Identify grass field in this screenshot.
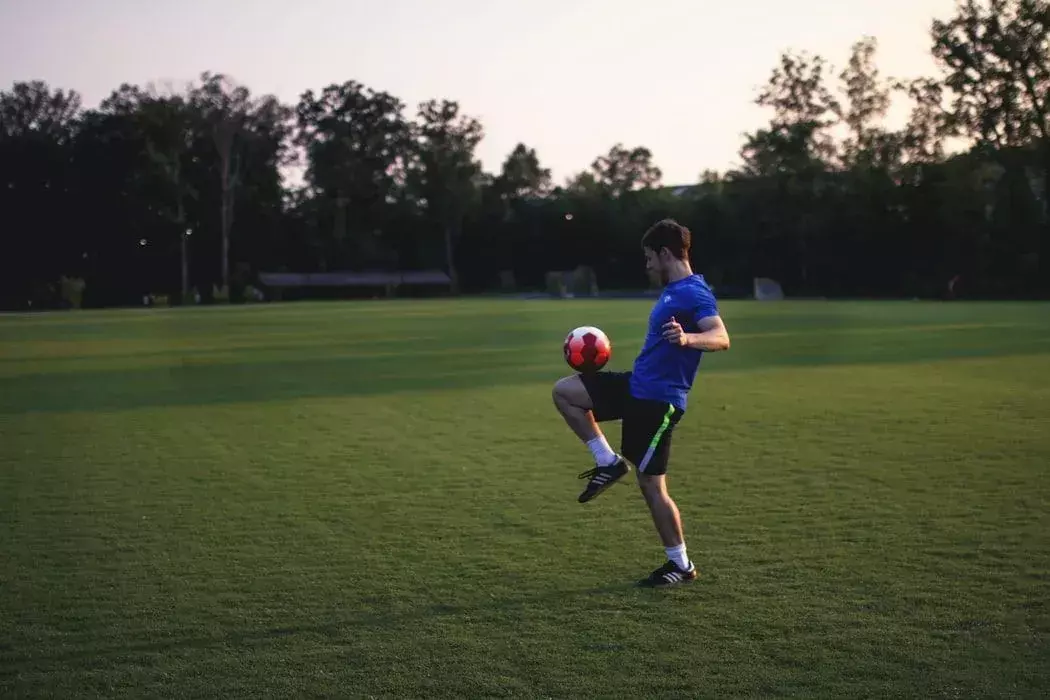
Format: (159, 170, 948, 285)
(2, 298, 1049, 698)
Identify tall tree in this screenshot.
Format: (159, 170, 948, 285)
(589, 143, 662, 197)
(932, 0, 1050, 283)
(932, 0, 1050, 151)
(0, 81, 82, 308)
(496, 143, 552, 200)
(74, 86, 154, 305)
(295, 81, 411, 269)
(191, 73, 293, 294)
(482, 143, 553, 232)
(0, 80, 81, 138)
(834, 37, 901, 170)
(753, 50, 840, 170)
(191, 73, 249, 297)
(233, 93, 295, 275)
(897, 78, 952, 166)
(127, 89, 199, 301)
(735, 49, 840, 291)
(408, 99, 484, 290)
(737, 50, 840, 178)
(737, 122, 828, 178)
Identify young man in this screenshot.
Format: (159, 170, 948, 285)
(552, 219, 730, 587)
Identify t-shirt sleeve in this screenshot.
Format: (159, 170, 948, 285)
(692, 288, 719, 323)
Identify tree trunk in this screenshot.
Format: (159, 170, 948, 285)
(215, 122, 240, 300)
(220, 155, 231, 297)
(181, 232, 189, 303)
(173, 158, 189, 305)
(179, 197, 189, 304)
(444, 222, 459, 294)
(1041, 152, 1050, 295)
(221, 189, 229, 295)
(334, 192, 347, 269)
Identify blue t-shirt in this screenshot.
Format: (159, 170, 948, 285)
(629, 274, 719, 411)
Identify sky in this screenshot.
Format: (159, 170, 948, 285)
(1, 0, 958, 186)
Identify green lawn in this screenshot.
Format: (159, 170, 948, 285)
(2, 298, 1049, 698)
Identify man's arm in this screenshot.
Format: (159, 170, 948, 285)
(686, 314, 730, 352)
(662, 314, 730, 351)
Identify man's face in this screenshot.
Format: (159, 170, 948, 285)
(644, 247, 668, 285)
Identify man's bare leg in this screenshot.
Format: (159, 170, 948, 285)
(552, 375, 629, 502)
(637, 472, 695, 584)
(551, 375, 602, 442)
(637, 473, 685, 547)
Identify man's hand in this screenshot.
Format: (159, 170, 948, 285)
(662, 317, 688, 346)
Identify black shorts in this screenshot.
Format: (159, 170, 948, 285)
(579, 371, 684, 476)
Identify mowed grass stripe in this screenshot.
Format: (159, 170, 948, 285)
(1, 319, 1040, 363)
(2, 307, 1049, 414)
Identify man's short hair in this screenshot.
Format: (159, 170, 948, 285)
(641, 219, 691, 260)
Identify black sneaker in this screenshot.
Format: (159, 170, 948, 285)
(577, 457, 630, 503)
(639, 560, 698, 588)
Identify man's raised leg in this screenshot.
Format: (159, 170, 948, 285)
(552, 374, 629, 502)
(552, 375, 619, 465)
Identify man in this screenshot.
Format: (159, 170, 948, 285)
(552, 218, 730, 587)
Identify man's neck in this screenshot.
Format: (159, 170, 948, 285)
(665, 261, 693, 284)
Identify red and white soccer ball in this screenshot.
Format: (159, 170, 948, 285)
(563, 326, 611, 373)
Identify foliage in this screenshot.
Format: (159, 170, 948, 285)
(3, 0, 1050, 308)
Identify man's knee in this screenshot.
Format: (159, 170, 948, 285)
(553, 375, 591, 410)
(551, 376, 570, 407)
(636, 472, 667, 499)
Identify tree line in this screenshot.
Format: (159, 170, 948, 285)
(2, 0, 1049, 309)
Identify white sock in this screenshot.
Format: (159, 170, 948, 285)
(665, 543, 691, 571)
(586, 435, 618, 466)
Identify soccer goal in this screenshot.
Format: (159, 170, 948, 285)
(753, 277, 784, 301)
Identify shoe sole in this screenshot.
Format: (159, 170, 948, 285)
(639, 571, 699, 588)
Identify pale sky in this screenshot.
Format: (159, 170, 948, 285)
(1, 0, 957, 185)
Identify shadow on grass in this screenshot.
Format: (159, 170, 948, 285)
(1, 325, 1048, 415)
(0, 582, 645, 668)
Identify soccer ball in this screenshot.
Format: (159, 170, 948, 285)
(563, 326, 611, 373)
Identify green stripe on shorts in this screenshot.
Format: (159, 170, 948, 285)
(639, 403, 677, 472)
